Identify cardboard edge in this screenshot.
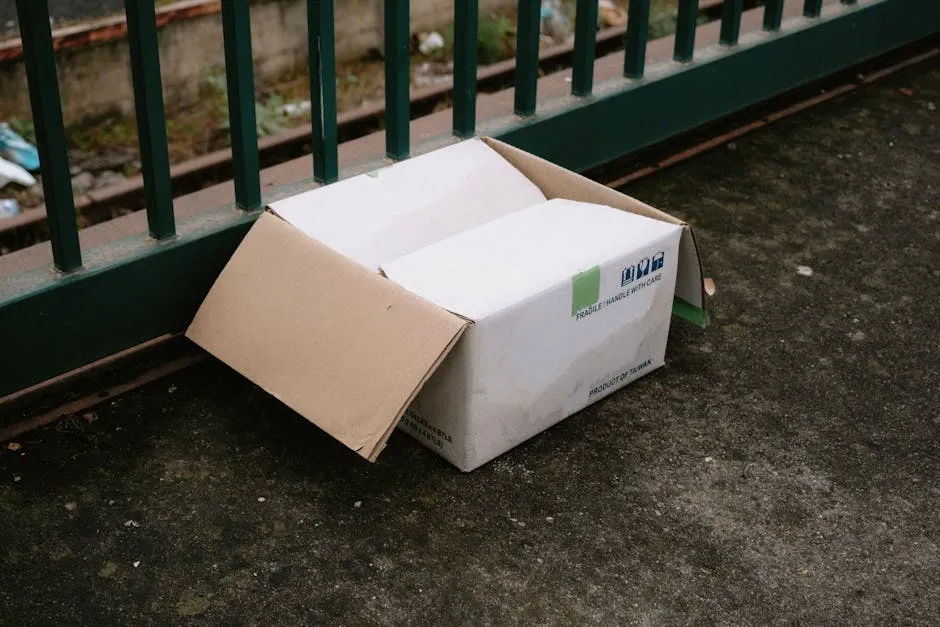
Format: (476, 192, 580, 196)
(679, 226, 709, 321)
(365, 322, 469, 461)
(480, 137, 680, 223)
(481, 136, 710, 324)
(378, 266, 478, 325)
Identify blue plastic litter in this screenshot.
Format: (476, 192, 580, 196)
(0, 198, 22, 220)
(0, 123, 40, 172)
(540, 0, 571, 43)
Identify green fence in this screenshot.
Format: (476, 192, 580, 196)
(1, 0, 937, 398)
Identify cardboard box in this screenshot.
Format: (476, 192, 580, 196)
(187, 138, 708, 471)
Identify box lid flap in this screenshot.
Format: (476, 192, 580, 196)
(186, 213, 469, 461)
(482, 137, 709, 321)
(268, 138, 546, 271)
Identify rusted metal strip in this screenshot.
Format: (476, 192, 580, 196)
(0, 0, 224, 63)
(0, 352, 206, 443)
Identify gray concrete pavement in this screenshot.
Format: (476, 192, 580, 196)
(0, 56, 937, 624)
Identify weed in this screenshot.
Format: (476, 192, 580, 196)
(478, 15, 517, 65)
(200, 67, 290, 139)
(122, 161, 139, 178)
(7, 116, 36, 145)
(438, 13, 516, 67)
(67, 117, 138, 156)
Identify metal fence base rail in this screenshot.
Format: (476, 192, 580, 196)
(1, 0, 938, 398)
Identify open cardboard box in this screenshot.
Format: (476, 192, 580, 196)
(187, 138, 709, 471)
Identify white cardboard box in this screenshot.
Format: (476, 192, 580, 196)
(186, 138, 708, 471)
(384, 199, 682, 469)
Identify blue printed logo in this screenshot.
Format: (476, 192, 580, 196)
(652, 251, 665, 271)
(620, 266, 635, 286)
(622, 251, 665, 287)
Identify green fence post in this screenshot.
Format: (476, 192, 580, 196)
(453, 0, 479, 137)
(763, 0, 785, 31)
(674, 0, 700, 62)
(221, 0, 262, 210)
(308, 0, 338, 184)
(14, 0, 82, 272)
(624, 0, 651, 79)
(720, 0, 743, 46)
(572, 0, 599, 96)
(384, 0, 410, 160)
(125, 1, 176, 240)
(803, 0, 823, 17)
(514, 0, 541, 117)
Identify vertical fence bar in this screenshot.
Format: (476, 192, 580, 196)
(803, 0, 823, 17)
(124, 1, 175, 240)
(763, 0, 784, 31)
(308, 0, 338, 184)
(624, 0, 651, 79)
(673, 0, 699, 62)
(514, 0, 540, 117)
(453, 0, 479, 137)
(14, 0, 82, 272)
(720, 0, 743, 46)
(571, 0, 599, 96)
(220, 0, 261, 210)
(384, 0, 410, 160)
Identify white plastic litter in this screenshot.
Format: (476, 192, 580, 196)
(280, 100, 312, 117)
(0, 198, 21, 219)
(0, 154, 36, 189)
(418, 31, 445, 56)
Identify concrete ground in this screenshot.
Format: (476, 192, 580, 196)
(1, 57, 938, 624)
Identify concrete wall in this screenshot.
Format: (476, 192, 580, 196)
(0, 0, 513, 125)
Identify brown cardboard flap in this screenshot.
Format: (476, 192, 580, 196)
(482, 137, 707, 311)
(186, 213, 469, 461)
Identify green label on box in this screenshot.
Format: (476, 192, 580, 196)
(571, 266, 601, 316)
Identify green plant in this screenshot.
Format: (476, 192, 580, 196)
(201, 67, 290, 139)
(201, 67, 230, 122)
(8, 116, 36, 145)
(437, 13, 515, 67)
(649, 4, 679, 39)
(477, 15, 516, 65)
(255, 94, 289, 138)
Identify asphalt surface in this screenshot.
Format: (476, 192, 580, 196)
(0, 57, 937, 624)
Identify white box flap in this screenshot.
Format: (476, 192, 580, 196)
(186, 213, 469, 461)
(381, 199, 683, 321)
(268, 138, 547, 271)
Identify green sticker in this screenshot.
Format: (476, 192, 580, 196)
(671, 297, 709, 328)
(571, 266, 601, 316)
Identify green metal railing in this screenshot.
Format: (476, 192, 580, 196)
(1, 0, 937, 398)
